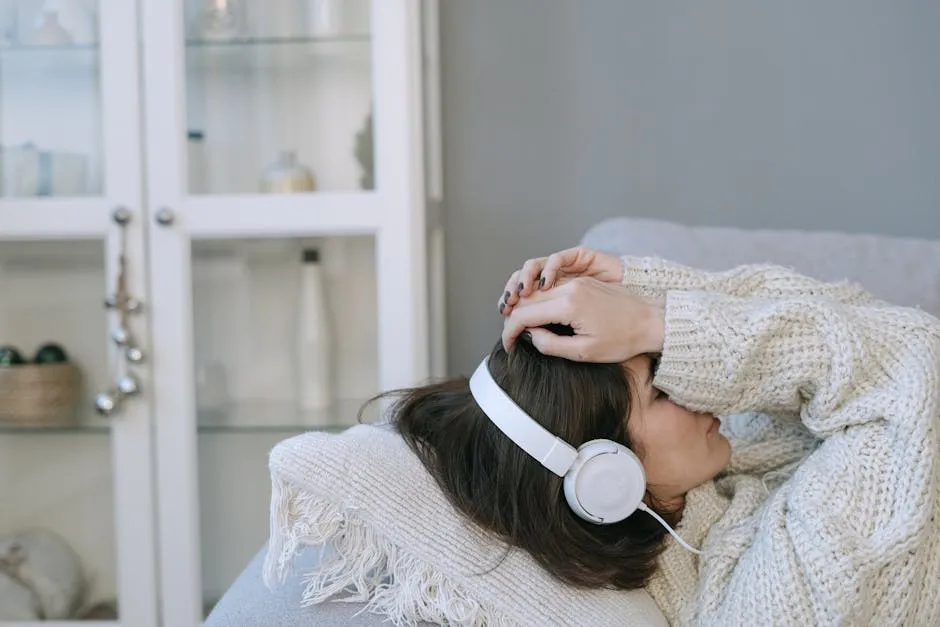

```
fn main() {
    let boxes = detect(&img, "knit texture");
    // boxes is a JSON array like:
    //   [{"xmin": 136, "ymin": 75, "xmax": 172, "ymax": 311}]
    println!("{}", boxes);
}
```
[
  {"xmin": 263, "ymin": 424, "xmax": 668, "ymax": 627},
  {"xmin": 621, "ymin": 256, "xmax": 940, "ymax": 626}
]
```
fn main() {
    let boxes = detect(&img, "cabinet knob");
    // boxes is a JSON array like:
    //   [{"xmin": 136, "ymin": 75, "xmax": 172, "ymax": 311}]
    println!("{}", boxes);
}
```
[
  {"xmin": 112, "ymin": 206, "xmax": 132, "ymax": 225},
  {"xmin": 155, "ymin": 207, "xmax": 175, "ymax": 226}
]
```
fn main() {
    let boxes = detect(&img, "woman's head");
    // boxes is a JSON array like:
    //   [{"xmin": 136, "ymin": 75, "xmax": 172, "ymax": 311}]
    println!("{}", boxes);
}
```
[{"xmin": 384, "ymin": 325, "xmax": 730, "ymax": 589}]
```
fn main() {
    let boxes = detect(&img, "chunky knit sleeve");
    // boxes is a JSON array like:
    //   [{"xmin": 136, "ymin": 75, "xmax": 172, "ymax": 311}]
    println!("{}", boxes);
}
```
[
  {"xmin": 620, "ymin": 258, "xmax": 882, "ymax": 478},
  {"xmin": 654, "ymin": 292, "xmax": 940, "ymax": 625},
  {"xmin": 620, "ymin": 256, "xmax": 876, "ymax": 305},
  {"xmin": 654, "ymin": 293, "xmax": 939, "ymax": 428}
]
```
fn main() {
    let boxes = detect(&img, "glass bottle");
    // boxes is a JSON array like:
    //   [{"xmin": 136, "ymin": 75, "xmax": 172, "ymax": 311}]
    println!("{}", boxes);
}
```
[
  {"xmin": 296, "ymin": 248, "xmax": 333, "ymax": 421},
  {"xmin": 260, "ymin": 150, "xmax": 316, "ymax": 194}
]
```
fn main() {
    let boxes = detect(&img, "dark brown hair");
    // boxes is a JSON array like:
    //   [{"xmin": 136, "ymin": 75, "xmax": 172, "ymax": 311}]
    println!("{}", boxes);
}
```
[{"xmin": 372, "ymin": 324, "xmax": 676, "ymax": 590}]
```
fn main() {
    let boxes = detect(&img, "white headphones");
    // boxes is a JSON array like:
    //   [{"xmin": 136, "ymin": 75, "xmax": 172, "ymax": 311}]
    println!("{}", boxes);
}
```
[
  {"xmin": 468, "ymin": 356, "xmax": 702, "ymax": 553},
  {"xmin": 469, "ymin": 356, "xmax": 646, "ymax": 524}
]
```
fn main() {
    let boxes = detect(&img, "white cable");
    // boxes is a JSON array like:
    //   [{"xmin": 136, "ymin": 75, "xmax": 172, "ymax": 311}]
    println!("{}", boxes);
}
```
[{"xmin": 638, "ymin": 502, "xmax": 702, "ymax": 555}]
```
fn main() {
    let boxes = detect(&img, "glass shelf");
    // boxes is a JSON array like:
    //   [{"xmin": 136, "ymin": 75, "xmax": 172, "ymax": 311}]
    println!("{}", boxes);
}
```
[
  {"xmin": 0, "ymin": 398, "xmax": 378, "ymax": 435},
  {"xmin": 0, "ymin": 43, "xmax": 98, "ymax": 73},
  {"xmin": 185, "ymin": 35, "xmax": 369, "ymax": 47},
  {"xmin": 0, "ymin": 37, "xmax": 371, "ymax": 73},
  {"xmin": 0, "ymin": 239, "xmax": 103, "ymax": 266},
  {"xmin": 0, "ymin": 423, "xmax": 111, "ymax": 434},
  {"xmin": 0, "ymin": 43, "xmax": 97, "ymax": 52},
  {"xmin": 185, "ymin": 35, "xmax": 370, "ymax": 72}
]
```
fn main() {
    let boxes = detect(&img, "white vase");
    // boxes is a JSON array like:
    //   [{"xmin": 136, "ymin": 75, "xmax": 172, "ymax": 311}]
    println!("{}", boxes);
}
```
[
  {"xmin": 41, "ymin": 0, "xmax": 96, "ymax": 44},
  {"xmin": 306, "ymin": 0, "xmax": 369, "ymax": 38},
  {"xmin": 196, "ymin": 0, "xmax": 241, "ymax": 41},
  {"xmin": 260, "ymin": 150, "xmax": 315, "ymax": 194},
  {"xmin": 31, "ymin": 10, "xmax": 72, "ymax": 45}
]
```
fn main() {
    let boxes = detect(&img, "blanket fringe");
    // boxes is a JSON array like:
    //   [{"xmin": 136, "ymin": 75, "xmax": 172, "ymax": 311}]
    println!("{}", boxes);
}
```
[{"xmin": 263, "ymin": 476, "xmax": 515, "ymax": 627}]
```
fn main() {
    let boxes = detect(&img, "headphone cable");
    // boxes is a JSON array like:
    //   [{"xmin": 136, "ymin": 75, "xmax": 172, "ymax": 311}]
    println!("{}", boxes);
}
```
[{"xmin": 638, "ymin": 502, "xmax": 702, "ymax": 555}]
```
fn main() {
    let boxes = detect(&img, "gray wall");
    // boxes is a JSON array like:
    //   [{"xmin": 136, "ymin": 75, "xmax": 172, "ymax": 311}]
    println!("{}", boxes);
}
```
[{"xmin": 439, "ymin": 0, "xmax": 940, "ymax": 376}]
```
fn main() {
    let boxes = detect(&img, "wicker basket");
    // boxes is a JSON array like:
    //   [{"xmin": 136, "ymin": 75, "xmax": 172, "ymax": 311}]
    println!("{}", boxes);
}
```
[{"xmin": 0, "ymin": 363, "xmax": 83, "ymax": 427}]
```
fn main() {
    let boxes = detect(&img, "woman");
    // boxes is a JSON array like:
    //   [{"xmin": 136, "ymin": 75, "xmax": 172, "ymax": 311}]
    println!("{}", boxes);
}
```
[{"xmin": 390, "ymin": 247, "xmax": 940, "ymax": 625}]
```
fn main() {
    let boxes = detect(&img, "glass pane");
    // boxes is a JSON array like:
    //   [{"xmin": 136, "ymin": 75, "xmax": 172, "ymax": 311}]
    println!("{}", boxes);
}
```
[
  {"xmin": 192, "ymin": 235, "xmax": 379, "ymax": 615},
  {"xmin": 0, "ymin": 1, "xmax": 102, "ymax": 197},
  {"xmin": 0, "ymin": 239, "xmax": 119, "ymax": 621},
  {"xmin": 183, "ymin": 0, "xmax": 374, "ymax": 195}
]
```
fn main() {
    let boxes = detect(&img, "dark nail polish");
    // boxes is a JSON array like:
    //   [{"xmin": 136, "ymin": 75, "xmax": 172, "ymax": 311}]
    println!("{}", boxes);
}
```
[
  {"xmin": 504, "ymin": 291, "xmax": 510, "ymax": 301},
  {"xmin": 517, "ymin": 282, "xmax": 524, "ymax": 295},
  {"xmin": 499, "ymin": 302, "xmax": 505, "ymax": 313},
  {"xmin": 521, "ymin": 331, "xmax": 532, "ymax": 342},
  {"xmin": 538, "ymin": 276, "xmax": 545, "ymax": 289}
]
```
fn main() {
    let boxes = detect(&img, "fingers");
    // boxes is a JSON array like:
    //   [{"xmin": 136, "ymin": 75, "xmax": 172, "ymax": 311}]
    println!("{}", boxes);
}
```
[
  {"xmin": 498, "ymin": 247, "xmax": 595, "ymax": 316},
  {"xmin": 501, "ymin": 293, "xmax": 574, "ymax": 351},
  {"xmin": 507, "ymin": 257, "xmax": 547, "ymax": 310},
  {"xmin": 518, "ymin": 257, "xmax": 547, "ymax": 296},
  {"xmin": 526, "ymin": 328, "xmax": 593, "ymax": 361},
  {"xmin": 539, "ymin": 247, "xmax": 584, "ymax": 291},
  {"xmin": 498, "ymin": 270, "xmax": 521, "ymax": 314},
  {"xmin": 498, "ymin": 251, "xmax": 568, "ymax": 316},
  {"xmin": 500, "ymin": 259, "xmax": 545, "ymax": 316}
]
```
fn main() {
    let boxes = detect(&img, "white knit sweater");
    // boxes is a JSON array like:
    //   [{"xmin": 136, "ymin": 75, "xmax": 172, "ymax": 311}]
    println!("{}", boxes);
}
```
[{"xmin": 620, "ymin": 257, "xmax": 940, "ymax": 627}]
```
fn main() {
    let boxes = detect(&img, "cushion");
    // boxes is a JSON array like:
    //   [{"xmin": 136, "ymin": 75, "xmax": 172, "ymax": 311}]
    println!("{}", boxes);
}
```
[
  {"xmin": 581, "ymin": 217, "xmax": 940, "ymax": 317},
  {"xmin": 263, "ymin": 423, "xmax": 668, "ymax": 626}
]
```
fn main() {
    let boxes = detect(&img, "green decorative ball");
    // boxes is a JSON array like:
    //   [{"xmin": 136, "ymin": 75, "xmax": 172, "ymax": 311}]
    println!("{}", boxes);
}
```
[
  {"xmin": 0, "ymin": 345, "xmax": 26, "ymax": 366},
  {"xmin": 33, "ymin": 343, "xmax": 69, "ymax": 364}
]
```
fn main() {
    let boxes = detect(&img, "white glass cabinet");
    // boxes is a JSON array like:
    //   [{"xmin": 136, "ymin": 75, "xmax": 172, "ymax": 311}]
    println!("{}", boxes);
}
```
[{"xmin": 0, "ymin": 0, "xmax": 443, "ymax": 625}]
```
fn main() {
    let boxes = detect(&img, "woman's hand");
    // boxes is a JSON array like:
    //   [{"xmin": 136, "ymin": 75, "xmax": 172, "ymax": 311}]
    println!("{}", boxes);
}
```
[
  {"xmin": 498, "ymin": 247, "xmax": 624, "ymax": 315},
  {"xmin": 502, "ymin": 277, "xmax": 665, "ymax": 363}
]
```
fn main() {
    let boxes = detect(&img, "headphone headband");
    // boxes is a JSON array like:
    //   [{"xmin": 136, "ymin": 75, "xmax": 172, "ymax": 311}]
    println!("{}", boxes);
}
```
[{"xmin": 468, "ymin": 357, "xmax": 578, "ymax": 476}]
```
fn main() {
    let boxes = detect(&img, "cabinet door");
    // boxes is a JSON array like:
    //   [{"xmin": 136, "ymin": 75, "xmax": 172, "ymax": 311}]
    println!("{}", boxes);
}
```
[
  {"xmin": 140, "ymin": 1, "xmax": 430, "ymax": 623},
  {"xmin": 0, "ymin": 1, "xmax": 157, "ymax": 625}
]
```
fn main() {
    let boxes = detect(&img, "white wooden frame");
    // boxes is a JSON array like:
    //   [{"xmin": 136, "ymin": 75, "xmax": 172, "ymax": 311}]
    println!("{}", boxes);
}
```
[
  {"xmin": 140, "ymin": 1, "xmax": 432, "ymax": 624},
  {"xmin": 0, "ymin": 1, "xmax": 159, "ymax": 625},
  {"xmin": 421, "ymin": 0, "xmax": 447, "ymax": 379}
]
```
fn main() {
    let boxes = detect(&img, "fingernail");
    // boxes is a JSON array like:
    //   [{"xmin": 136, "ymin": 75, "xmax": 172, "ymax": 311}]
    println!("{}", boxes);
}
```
[
  {"xmin": 504, "ymin": 291, "xmax": 510, "ymax": 301},
  {"xmin": 521, "ymin": 331, "xmax": 532, "ymax": 342},
  {"xmin": 517, "ymin": 282, "xmax": 524, "ymax": 295},
  {"xmin": 538, "ymin": 276, "xmax": 545, "ymax": 289},
  {"xmin": 498, "ymin": 302, "xmax": 505, "ymax": 313}
]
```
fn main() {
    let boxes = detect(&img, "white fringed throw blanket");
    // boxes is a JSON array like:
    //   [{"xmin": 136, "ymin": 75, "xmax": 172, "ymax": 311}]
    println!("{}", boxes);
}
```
[{"xmin": 263, "ymin": 425, "xmax": 667, "ymax": 626}]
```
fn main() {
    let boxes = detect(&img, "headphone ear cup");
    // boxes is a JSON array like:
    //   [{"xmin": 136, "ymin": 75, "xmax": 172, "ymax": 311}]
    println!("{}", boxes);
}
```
[{"xmin": 563, "ymin": 440, "xmax": 646, "ymax": 524}]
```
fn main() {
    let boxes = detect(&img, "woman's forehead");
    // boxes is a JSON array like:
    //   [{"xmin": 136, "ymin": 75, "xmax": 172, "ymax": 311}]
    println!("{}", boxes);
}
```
[{"xmin": 622, "ymin": 354, "xmax": 654, "ymax": 383}]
